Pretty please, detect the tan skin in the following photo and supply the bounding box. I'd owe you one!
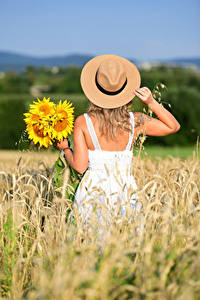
[55,87,180,174]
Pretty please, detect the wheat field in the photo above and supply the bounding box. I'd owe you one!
[0,150,200,300]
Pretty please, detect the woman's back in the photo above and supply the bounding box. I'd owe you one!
[73,111,141,242]
[82,111,135,172]
[74,111,138,207]
[83,112,135,152]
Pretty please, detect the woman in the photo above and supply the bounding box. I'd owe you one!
[56,54,180,243]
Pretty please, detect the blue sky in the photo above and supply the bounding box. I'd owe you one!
[0,0,199,60]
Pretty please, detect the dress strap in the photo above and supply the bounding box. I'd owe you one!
[126,112,135,151]
[84,113,101,150]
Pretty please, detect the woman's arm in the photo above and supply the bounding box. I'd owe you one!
[134,87,181,136]
[55,115,89,174]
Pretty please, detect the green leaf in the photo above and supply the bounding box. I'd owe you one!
[54,157,65,171]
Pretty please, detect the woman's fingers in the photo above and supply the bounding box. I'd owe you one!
[134,89,146,96]
[137,87,149,95]
[135,87,152,97]
[134,90,146,100]
[134,87,154,105]
[142,87,150,92]
[54,138,68,150]
[134,87,153,103]
[135,89,145,96]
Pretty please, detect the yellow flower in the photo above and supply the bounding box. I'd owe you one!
[26,122,52,148]
[24,112,41,125]
[24,108,52,148]
[24,98,74,148]
[29,97,55,116]
[50,100,74,141]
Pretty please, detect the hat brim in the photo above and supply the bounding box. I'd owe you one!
[80,54,141,109]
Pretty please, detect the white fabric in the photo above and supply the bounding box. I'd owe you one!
[71,112,143,243]
[84,113,101,150]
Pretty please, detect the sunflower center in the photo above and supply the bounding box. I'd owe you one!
[53,111,69,132]
[39,104,51,115]
[31,114,40,121]
[33,124,45,137]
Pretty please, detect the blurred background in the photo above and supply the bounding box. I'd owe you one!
[0,0,199,157]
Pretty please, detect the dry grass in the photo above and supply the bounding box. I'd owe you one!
[0,151,200,300]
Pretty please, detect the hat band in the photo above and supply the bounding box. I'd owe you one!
[95,72,127,96]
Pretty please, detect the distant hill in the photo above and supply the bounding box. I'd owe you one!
[159,57,200,67]
[0,51,94,72]
[0,51,199,72]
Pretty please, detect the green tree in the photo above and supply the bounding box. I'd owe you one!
[0,99,27,149]
[145,86,200,146]
[0,71,29,94]
[59,66,82,93]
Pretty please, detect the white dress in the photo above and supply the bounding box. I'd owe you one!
[71,112,143,242]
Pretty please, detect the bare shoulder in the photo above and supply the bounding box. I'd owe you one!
[133,112,152,129]
[73,115,87,135]
[74,114,86,127]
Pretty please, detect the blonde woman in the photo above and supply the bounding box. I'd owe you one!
[55,54,180,241]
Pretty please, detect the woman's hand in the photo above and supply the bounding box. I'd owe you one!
[54,138,69,151]
[133,86,180,137]
[134,87,154,106]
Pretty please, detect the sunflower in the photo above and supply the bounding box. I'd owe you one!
[24,98,74,148]
[26,123,52,148]
[24,112,51,148]
[29,97,55,116]
[50,100,74,141]
[24,112,41,126]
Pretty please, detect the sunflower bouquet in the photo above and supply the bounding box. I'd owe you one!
[24,97,82,203]
[24,97,74,148]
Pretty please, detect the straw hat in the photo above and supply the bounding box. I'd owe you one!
[80,54,141,108]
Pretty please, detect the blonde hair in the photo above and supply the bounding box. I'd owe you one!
[87,101,133,140]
